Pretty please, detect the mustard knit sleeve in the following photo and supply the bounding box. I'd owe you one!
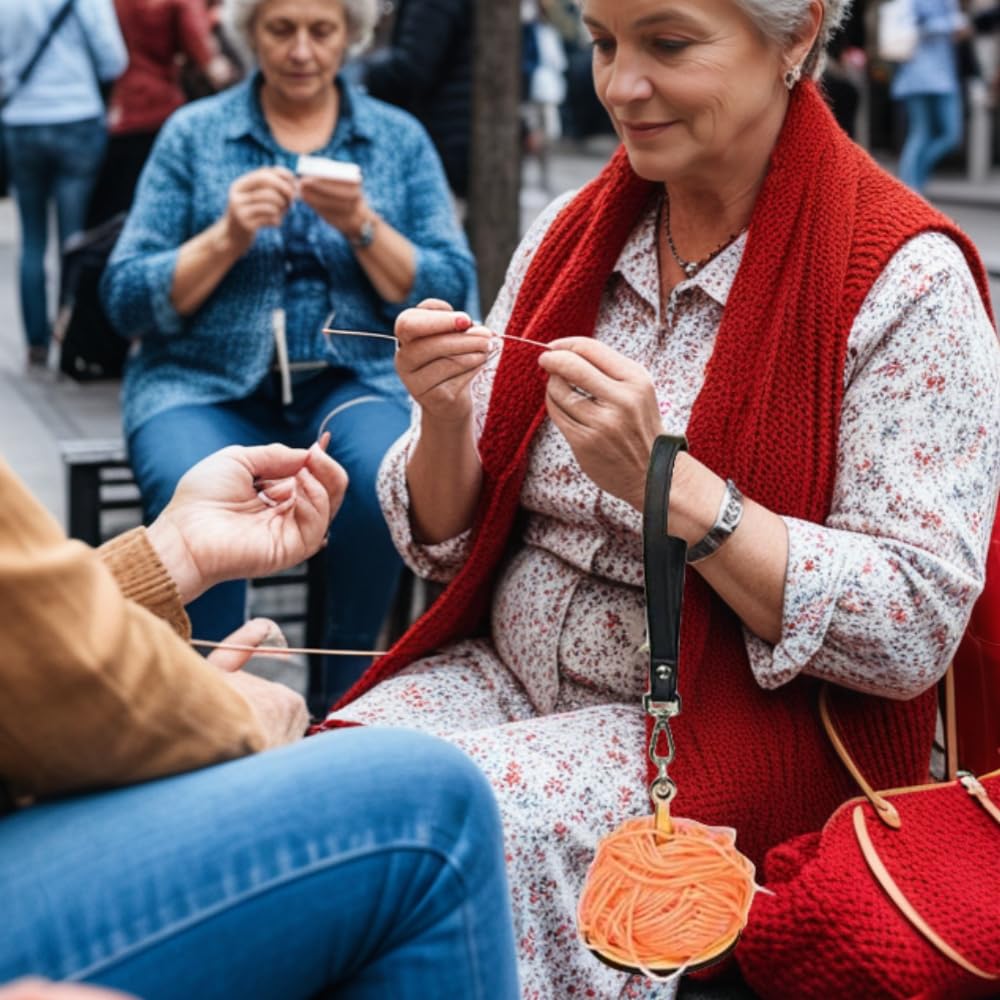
[0,460,266,803]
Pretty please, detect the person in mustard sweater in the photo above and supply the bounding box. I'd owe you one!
[0,443,519,999]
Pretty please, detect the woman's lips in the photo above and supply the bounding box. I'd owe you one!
[619,120,677,140]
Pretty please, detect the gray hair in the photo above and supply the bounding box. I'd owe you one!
[223,0,378,62]
[735,0,853,76]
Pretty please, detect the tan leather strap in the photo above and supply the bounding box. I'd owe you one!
[820,665,959,828]
[961,773,1000,827]
[819,685,901,828]
[852,806,999,980]
[944,665,959,781]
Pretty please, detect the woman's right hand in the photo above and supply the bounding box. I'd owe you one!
[394,299,494,425]
[222,166,297,254]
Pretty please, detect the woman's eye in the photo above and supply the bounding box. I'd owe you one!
[652,38,689,54]
[589,37,615,55]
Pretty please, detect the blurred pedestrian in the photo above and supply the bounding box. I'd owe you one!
[891,0,969,193]
[521,0,568,194]
[360,0,472,199]
[87,0,237,224]
[101,0,475,706]
[179,0,245,102]
[0,0,126,367]
[973,2,1000,98]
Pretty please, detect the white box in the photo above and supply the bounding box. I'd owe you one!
[295,155,362,183]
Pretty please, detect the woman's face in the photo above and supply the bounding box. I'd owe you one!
[581,0,794,186]
[252,0,349,104]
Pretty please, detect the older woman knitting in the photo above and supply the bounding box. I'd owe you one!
[102,0,475,703]
[318,0,1000,996]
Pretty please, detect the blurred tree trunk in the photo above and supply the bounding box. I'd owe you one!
[468,0,521,312]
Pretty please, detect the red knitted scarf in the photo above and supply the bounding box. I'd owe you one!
[323,82,993,862]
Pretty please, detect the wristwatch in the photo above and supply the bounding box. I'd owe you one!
[686,478,744,564]
[348,215,377,250]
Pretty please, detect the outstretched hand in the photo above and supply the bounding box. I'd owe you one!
[146,441,348,603]
[538,338,665,511]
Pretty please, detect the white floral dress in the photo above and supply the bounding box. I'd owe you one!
[327,193,1000,999]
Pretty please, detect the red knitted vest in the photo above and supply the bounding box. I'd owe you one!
[322,82,993,864]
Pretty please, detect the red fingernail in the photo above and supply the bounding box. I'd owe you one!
[454,314,473,331]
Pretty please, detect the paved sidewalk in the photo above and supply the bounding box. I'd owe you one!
[2,149,999,529]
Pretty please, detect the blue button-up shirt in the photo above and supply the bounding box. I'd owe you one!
[890,0,966,99]
[0,0,126,126]
[102,73,476,438]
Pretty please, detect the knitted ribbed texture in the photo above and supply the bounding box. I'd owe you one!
[320,82,993,865]
[97,526,191,640]
[737,771,1000,998]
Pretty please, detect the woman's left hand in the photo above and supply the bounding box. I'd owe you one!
[299,176,371,240]
[538,337,664,511]
[145,441,348,603]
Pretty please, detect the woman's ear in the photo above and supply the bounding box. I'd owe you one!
[787,0,826,73]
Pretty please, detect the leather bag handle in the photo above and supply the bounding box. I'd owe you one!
[642,435,689,707]
[820,664,959,830]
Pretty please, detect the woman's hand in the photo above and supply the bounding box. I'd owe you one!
[223,166,297,254]
[146,441,348,603]
[538,337,664,511]
[395,299,494,426]
[299,176,370,240]
[207,618,310,748]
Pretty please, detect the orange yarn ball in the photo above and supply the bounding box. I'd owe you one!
[577,814,757,977]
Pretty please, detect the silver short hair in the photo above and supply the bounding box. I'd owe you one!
[735,0,853,76]
[223,0,378,62]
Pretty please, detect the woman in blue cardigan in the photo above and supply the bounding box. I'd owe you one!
[102,0,476,705]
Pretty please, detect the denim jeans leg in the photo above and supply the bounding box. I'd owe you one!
[916,90,963,190]
[0,729,520,1000]
[899,94,932,193]
[52,116,107,247]
[128,402,271,641]
[6,124,54,348]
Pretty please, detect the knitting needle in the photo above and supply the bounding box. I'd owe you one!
[192,639,386,657]
[324,328,593,397]
[323,327,554,351]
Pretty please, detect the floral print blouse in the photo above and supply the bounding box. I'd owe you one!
[378,191,1000,702]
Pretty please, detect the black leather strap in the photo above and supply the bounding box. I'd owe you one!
[642,435,689,706]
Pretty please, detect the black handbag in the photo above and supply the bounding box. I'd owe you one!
[56,211,129,381]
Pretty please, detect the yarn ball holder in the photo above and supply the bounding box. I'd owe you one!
[577,720,757,980]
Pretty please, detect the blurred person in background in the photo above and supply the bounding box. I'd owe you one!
[179,0,246,101]
[101,0,475,707]
[973,2,1000,96]
[521,0,568,195]
[86,0,238,225]
[891,0,970,193]
[0,0,125,367]
[360,0,472,200]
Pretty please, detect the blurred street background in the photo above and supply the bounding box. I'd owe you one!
[3,0,1000,528]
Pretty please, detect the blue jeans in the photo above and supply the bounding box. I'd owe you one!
[0,729,519,999]
[3,117,107,348]
[898,91,963,194]
[129,371,410,703]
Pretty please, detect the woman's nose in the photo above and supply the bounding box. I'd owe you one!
[289,29,312,60]
[603,56,654,107]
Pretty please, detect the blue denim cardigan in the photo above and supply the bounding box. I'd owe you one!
[102,74,476,438]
